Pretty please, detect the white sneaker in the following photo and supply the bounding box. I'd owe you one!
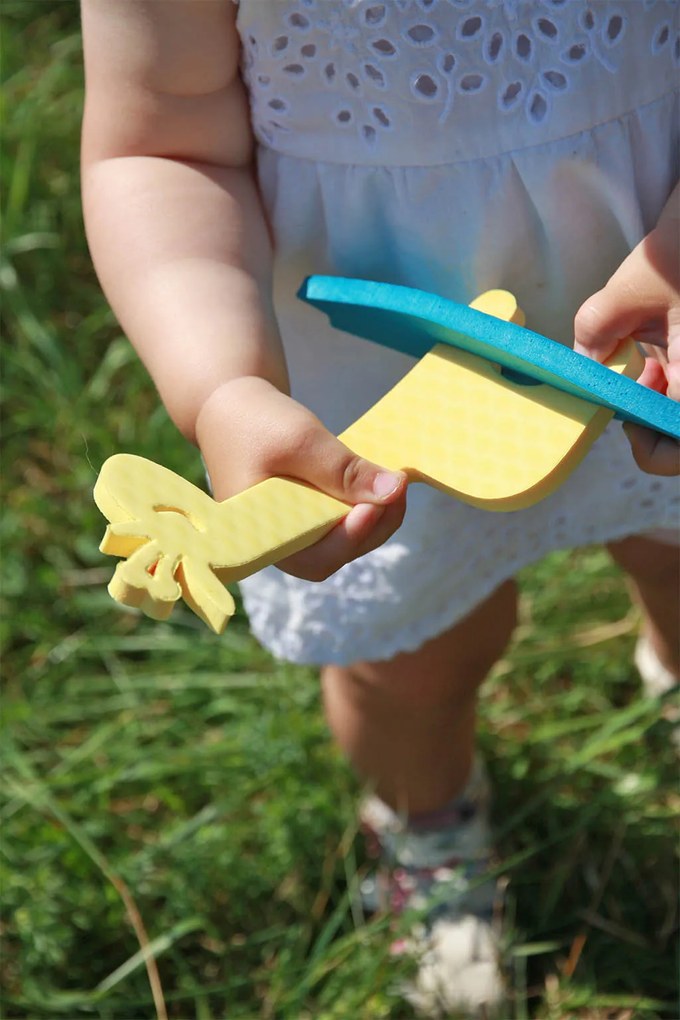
[407,915,504,1018]
[635,636,680,749]
[359,760,505,1018]
[635,636,679,697]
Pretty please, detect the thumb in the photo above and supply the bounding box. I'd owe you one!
[284,422,407,507]
[573,282,644,362]
[197,377,408,506]
[573,238,670,362]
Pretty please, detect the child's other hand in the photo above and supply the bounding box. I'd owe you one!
[573,184,680,477]
[196,377,408,581]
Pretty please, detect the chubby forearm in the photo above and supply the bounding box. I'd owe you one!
[82,154,287,442]
[79,0,410,579]
[80,0,286,442]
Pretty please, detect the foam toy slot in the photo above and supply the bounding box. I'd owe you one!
[95,283,672,633]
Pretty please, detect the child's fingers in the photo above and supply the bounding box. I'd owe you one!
[277,497,407,582]
[636,353,669,394]
[668,358,680,403]
[198,376,407,505]
[271,408,409,579]
[573,282,644,361]
[573,238,680,477]
[257,394,406,504]
[623,423,680,477]
[197,375,409,579]
[237,383,407,507]
[281,425,407,508]
[249,388,407,510]
[665,321,680,401]
[572,234,675,362]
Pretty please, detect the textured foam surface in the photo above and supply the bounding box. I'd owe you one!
[94,288,643,631]
[299,276,680,440]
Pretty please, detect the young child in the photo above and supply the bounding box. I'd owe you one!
[80,1,679,1013]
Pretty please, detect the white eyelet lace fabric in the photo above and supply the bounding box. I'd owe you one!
[240,427,680,666]
[239,0,679,164]
[234,1,680,666]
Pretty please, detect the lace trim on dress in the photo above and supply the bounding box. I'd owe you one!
[238,0,679,162]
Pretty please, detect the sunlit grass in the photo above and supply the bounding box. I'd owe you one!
[2,7,678,1019]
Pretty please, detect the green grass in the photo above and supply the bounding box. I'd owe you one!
[1,6,678,1019]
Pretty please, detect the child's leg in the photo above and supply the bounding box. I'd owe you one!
[606,534,680,678]
[322,581,517,1015]
[321,579,518,815]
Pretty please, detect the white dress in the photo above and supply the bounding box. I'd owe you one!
[235,0,680,666]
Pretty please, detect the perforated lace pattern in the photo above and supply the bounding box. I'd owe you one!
[238,0,679,164]
[240,424,680,666]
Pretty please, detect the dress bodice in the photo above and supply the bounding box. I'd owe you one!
[238,0,679,165]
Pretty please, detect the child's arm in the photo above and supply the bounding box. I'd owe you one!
[574,182,680,476]
[81,0,406,582]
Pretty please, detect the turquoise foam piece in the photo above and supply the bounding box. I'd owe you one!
[298,276,680,441]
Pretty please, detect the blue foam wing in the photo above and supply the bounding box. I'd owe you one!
[298,276,680,441]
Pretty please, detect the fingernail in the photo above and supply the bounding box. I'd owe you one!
[372,471,403,499]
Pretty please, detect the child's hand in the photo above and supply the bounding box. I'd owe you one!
[196,377,408,582]
[573,184,679,477]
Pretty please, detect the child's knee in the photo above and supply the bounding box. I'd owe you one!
[333,661,483,714]
[607,534,680,588]
[338,580,519,712]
